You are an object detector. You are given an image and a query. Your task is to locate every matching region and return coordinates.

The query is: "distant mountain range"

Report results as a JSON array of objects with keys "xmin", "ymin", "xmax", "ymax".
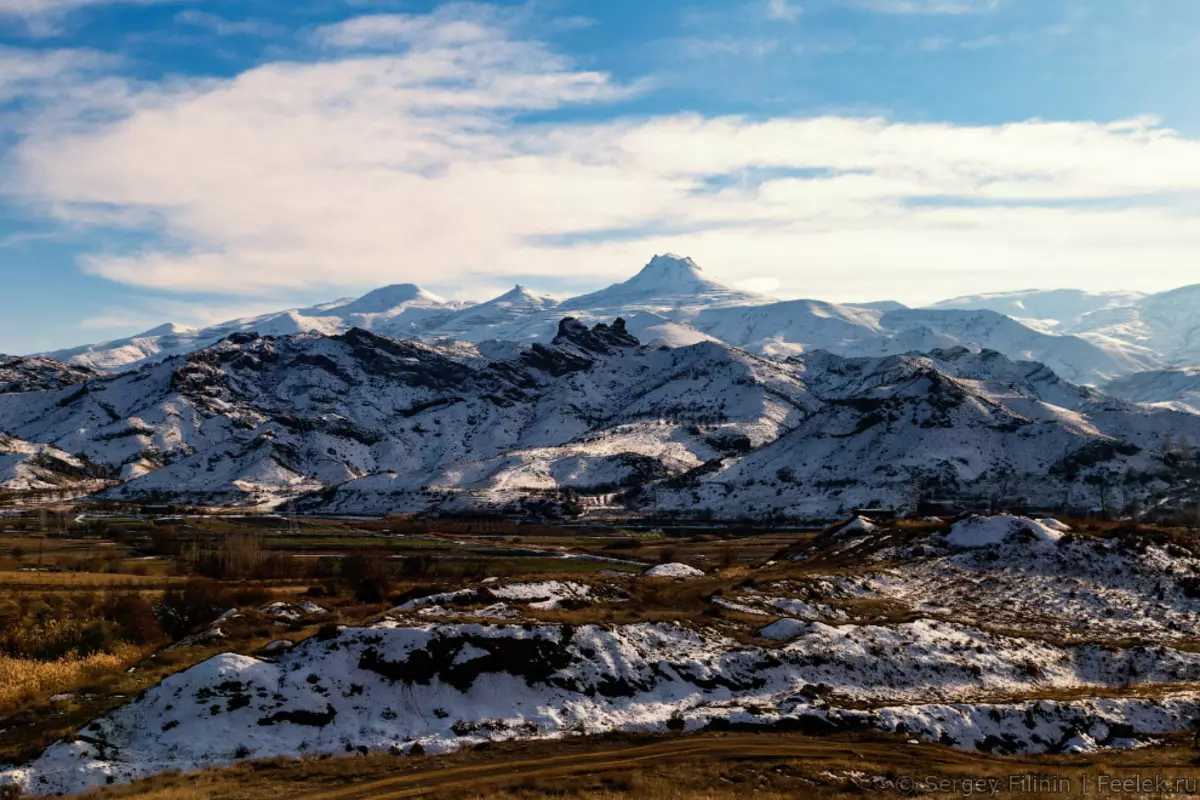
[
  {"xmin": 29, "ymin": 255, "xmax": 1193, "ymax": 395},
  {"xmin": 2, "ymin": 254, "xmax": 1199, "ymax": 513},
  {"xmin": 1, "ymin": 315, "xmax": 1198, "ymax": 518}
]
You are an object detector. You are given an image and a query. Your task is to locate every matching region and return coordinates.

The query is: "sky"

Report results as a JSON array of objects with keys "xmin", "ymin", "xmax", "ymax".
[{"xmin": 0, "ymin": 0, "xmax": 1198, "ymax": 354}]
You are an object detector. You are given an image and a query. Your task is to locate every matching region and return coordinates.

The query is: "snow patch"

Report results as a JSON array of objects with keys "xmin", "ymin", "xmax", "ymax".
[{"xmin": 644, "ymin": 563, "xmax": 704, "ymax": 578}]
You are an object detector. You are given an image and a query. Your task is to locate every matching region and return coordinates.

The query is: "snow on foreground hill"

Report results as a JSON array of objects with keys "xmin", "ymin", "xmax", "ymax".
[
  {"xmin": 9, "ymin": 515, "xmax": 1200, "ymax": 795},
  {"xmin": 3, "ymin": 320, "xmax": 1199, "ymax": 516},
  {"xmin": 38, "ymin": 255, "xmax": 1164, "ymax": 387}
]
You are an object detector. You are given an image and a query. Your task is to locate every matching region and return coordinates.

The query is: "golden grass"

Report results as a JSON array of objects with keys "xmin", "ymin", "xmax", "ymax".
[
  {"xmin": 0, "ymin": 644, "xmax": 146, "ymax": 713},
  {"xmin": 0, "ymin": 572, "xmax": 183, "ymax": 588}
]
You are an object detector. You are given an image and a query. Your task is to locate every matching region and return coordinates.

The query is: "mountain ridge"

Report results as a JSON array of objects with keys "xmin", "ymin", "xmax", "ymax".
[
  {"xmin": 34, "ymin": 256, "xmax": 1185, "ymax": 395},
  {"xmin": 4, "ymin": 322, "xmax": 1198, "ymax": 518}
]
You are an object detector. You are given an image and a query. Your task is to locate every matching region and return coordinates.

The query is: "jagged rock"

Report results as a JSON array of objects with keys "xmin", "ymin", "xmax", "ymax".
[{"xmin": 551, "ymin": 317, "xmax": 641, "ymax": 355}]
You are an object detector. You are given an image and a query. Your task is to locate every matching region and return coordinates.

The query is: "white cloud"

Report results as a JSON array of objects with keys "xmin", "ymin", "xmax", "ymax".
[
  {"xmin": 175, "ymin": 10, "xmax": 282, "ymax": 38},
  {"xmin": 766, "ymin": 0, "xmax": 803, "ymax": 23},
  {"xmin": 0, "ymin": 45, "xmax": 120, "ymax": 100},
  {"xmin": 852, "ymin": 0, "xmax": 999, "ymax": 14},
  {"xmin": 0, "ymin": 0, "xmax": 187, "ymax": 37},
  {"xmin": 5, "ymin": 4, "xmax": 1200, "ymax": 305}
]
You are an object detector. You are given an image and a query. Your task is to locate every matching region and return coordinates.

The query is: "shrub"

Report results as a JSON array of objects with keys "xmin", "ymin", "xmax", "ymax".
[
  {"xmin": 158, "ymin": 580, "xmax": 236, "ymax": 639},
  {"xmin": 354, "ymin": 578, "xmax": 389, "ymax": 604},
  {"xmin": 109, "ymin": 595, "xmax": 161, "ymax": 645}
]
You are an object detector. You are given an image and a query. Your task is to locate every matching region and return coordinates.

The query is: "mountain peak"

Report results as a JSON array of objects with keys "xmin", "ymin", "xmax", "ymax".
[
  {"xmin": 334, "ymin": 283, "xmax": 445, "ymax": 315},
  {"xmin": 564, "ymin": 254, "xmax": 766, "ymax": 311},
  {"xmin": 135, "ymin": 322, "xmax": 195, "ymax": 338},
  {"xmin": 633, "ymin": 254, "xmax": 705, "ymax": 285},
  {"xmin": 483, "ymin": 284, "xmax": 558, "ymax": 309}
]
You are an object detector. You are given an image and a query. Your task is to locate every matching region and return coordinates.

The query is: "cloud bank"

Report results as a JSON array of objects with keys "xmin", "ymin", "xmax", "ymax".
[{"xmin": 5, "ymin": 3, "xmax": 1200, "ymax": 304}]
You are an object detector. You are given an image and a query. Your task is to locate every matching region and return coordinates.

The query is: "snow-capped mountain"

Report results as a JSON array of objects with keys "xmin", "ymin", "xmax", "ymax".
[
  {"xmin": 38, "ymin": 254, "xmax": 1174, "ymax": 391},
  {"xmin": 5, "ymin": 322, "xmax": 1198, "ymax": 517},
  {"xmin": 1105, "ymin": 367, "xmax": 1200, "ymax": 415},
  {"xmin": 44, "ymin": 286, "xmax": 463, "ymax": 372},
  {"xmin": 408, "ymin": 284, "xmax": 561, "ymax": 342},
  {"xmin": 561, "ymin": 253, "xmax": 769, "ymax": 312}
]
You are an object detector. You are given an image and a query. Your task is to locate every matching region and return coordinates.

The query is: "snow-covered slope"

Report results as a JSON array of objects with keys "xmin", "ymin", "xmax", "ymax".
[
  {"xmin": 6, "ymin": 322, "xmax": 1199, "ymax": 517},
  {"xmin": 653, "ymin": 346, "xmax": 1199, "ymax": 520},
  {"xmin": 933, "ymin": 283, "xmax": 1200, "ymax": 374},
  {"xmin": 689, "ymin": 300, "xmax": 887, "ymax": 359},
  {"xmin": 405, "ymin": 285, "xmax": 559, "ymax": 342},
  {"xmin": 0, "ymin": 431, "xmax": 96, "ymax": 491},
  {"xmin": 0, "ymin": 355, "xmax": 96, "ymax": 395},
  {"xmin": 10, "ymin": 610, "xmax": 1200, "ymax": 794},
  {"xmin": 877, "ymin": 309, "xmax": 1159, "ymax": 386},
  {"xmin": 1105, "ymin": 367, "xmax": 1200, "ymax": 415},
  {"xmin": 0, "ymin": 356, "xmax": 104, "ymax": 491},
  {"xmin": 9, "ymin": 515, "xmax": 1200, "ymax": 795},
  {"xmin": 1065, "ymin": 284, "xmax": 1200, "ymax": 368},
  {"xmin": 929, "ymin": 289, "xmax": 1147, "ymax": 329}
]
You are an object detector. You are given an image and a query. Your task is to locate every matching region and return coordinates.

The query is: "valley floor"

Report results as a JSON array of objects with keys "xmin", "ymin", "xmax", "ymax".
[{"xmin": 5, "ymin": 510, "xmax": 1200, "ymax": 797}]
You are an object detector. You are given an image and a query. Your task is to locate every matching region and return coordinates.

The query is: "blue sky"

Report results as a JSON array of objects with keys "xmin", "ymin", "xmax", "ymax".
[{"xmin": 1, "ymin": 0, "xmax": 1199, "ymax": 353}]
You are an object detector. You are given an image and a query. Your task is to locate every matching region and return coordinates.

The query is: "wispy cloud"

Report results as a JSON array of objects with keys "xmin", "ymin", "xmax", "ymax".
[
  {"xmin": 676, "ymin": 36, "xmax": 780, "ymax": 59},
  {"xmin": 766, "ymin": 0, "xmax": 803, "ymax": 23},
  {"xmin": 175, "ymin": 10, "xmax": 284, "ymax": 38},
  {"xmin": 0, "ymin": 45, "xmax": 121, "ymax": 100},
  {"xmin": 0, "ymin": 0, "xmax": 189, "ymax": 37},
  {"xmin": 4, "ymin": 2, "xmax": 1200, "ymax": 304},
  {"xmin": 851, "ymin": 0, "xmax": 1000, "ymax": 14}
]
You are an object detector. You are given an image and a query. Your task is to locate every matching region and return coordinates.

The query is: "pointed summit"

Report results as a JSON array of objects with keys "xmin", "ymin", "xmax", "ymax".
[
  {"xmin": 640, "ymin": 253, "xmax": 704, "ymax": 276},
  {"xmin": 489, "ymin": 284, "xmax": 558, "ymax": 308},
  {"xmin": 564, "ymin": 254, "xmax": 770, "ymax": 311}
]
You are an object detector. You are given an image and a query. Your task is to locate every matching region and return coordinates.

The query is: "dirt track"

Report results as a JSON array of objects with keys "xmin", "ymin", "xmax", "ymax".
[{"xmin": 295, "ymin": 734, "xmax": 1001, "ymax": 800}]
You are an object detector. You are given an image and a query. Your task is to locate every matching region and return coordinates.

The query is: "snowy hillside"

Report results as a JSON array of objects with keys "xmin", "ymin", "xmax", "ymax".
[
  {"xmin": 931, "ymin": 283, "xmax": 1200, "ymax": 383},
  {"xmin": 1106, "ymin": 368, "xmax": 1200, "ymax": 415},
  {"xmin": 0, "ymin": 431, "xmax": 98, "ymax": 491},
  {"xmin": 10, "ymin": 516, "xmax": 1200, "ymax": 795},
  {"xmin": 929, "ymin": 288, "xmax": 1148, "ymax": 328},
  {"xmin": 5, "ymin": 321, "xmax": 1200, "ymax": 517},
  {"xmin": 0, "ymin": 355, "xmax": 96, "ymax": 395},
  {"xmin": 656, "ymin": 347, "xmax": 1196, "ymax": 520},
  {"xmin": 1064, "ymin": 285, "xmax": 1200, "ymax": 368},
  {"xmin": 876, "ymin": 309, "xmax": 1158, "ymax": 385}
]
